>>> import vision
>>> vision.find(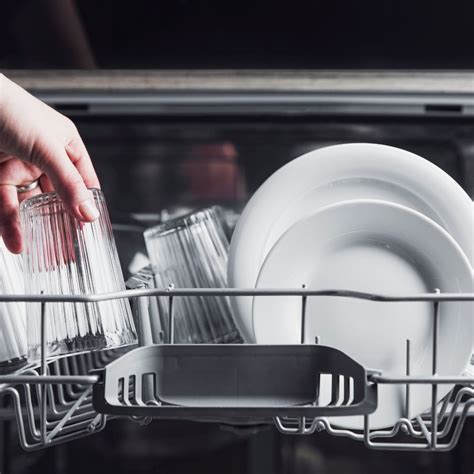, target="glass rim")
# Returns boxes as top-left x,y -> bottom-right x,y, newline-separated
20,188 -> 103,213
144,206 -> 220,240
